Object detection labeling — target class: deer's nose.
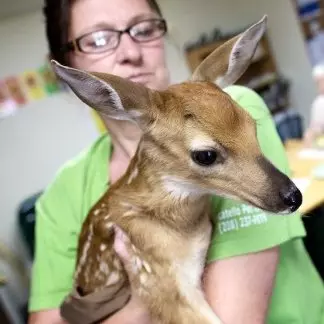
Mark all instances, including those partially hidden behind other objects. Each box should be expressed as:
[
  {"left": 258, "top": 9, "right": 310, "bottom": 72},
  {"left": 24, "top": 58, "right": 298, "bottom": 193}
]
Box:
[{"left": 279, "top": 183, "right": 302, "bottom": 212}]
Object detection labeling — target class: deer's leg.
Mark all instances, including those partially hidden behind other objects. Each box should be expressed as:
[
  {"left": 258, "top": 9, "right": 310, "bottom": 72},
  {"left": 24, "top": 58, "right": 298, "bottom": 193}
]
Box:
[
  {"left": 167, "top": 289, "right": 223, "bottom": 324},
  {"left": 114, "top": 226, "right": 223, "bottom": 324},
  {"left": 133, "top": 272, "right": 223, "bottom": 324},
  {"left": 125, "top": 257, "right": 223, "bottom": 324}
]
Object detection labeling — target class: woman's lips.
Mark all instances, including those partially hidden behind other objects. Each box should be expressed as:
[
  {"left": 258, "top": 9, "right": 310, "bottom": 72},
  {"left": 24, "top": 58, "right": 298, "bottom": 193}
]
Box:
[{"left": 127, "top": 73, "right": 152, "bottom": 83}]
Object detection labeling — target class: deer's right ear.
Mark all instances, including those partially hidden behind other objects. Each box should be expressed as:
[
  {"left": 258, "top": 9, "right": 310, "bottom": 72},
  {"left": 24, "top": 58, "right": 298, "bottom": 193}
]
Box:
[
  {"left": 190, "top": 15, "right": 267, "bottom": 88},
  {"left": 51, "top": 60, "right": 155, "bottom": 126}
]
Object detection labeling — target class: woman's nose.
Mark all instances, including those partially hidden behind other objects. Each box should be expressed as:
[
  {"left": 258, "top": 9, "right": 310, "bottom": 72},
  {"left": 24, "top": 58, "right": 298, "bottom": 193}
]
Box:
[{"left": 115, "top": 33, "right": 142, "bottom": 65}]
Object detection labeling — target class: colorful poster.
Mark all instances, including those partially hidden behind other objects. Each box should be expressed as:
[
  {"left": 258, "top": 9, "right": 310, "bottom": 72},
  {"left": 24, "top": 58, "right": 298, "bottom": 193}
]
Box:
[
  {"left": 21, "top": 71, "right": 46, "bottom": 101},
  {"left": 0, "top": 59, "right": 66, "bottom": 119},
  {"left": 0, "top": 81, "right": 17, "bottom": 118},
  {"left": 0, "top": 81, "right": 8, "bottom": 105},
  {"left": 5, "top": 76, "right": 27, "bottom": 106},
  {"left": 38, "top": 64, "right": 60, "bottom": 95}
]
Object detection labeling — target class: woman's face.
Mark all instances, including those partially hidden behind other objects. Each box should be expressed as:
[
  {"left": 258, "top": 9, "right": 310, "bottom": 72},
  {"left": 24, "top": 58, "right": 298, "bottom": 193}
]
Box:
[{"left": 68, "top": 0, "right": 170, "bottom": 91}]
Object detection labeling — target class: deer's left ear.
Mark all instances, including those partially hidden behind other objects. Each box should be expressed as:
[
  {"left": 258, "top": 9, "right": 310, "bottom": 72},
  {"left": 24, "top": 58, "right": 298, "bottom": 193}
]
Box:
[
  {"left": 191, "top": 15, "right": 267, "bottom": 88},
  {"left": 51, "top": 60, "right": 158, "bottom": 127}
]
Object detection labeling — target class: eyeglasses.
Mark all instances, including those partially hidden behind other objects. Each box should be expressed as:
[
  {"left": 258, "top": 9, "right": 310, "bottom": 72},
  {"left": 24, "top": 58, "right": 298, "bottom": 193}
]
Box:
[{"left": 61, "top": 18, "right": 167, "bottom": 54}]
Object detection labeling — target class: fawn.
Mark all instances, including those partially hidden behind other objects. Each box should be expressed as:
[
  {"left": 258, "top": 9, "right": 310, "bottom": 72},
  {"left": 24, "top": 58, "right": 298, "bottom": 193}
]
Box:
[{"left": 52, "top": 15, "right": 302, "bottom": 324}]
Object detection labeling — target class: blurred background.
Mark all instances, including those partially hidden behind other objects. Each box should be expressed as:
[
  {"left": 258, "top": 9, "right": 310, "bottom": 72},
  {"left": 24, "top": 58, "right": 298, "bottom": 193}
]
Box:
[{"left": 0, "top": 0, "right": 323, "bottom": 323}]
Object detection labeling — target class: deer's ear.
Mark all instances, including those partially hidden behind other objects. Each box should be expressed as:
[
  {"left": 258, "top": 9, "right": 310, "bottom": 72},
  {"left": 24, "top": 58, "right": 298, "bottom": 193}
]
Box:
[
  {"left": 51, "top": 60, "right": 156, "bottom": 126},
  {"left": 191, "top": 15, "right": 267, "bottom": 88}
]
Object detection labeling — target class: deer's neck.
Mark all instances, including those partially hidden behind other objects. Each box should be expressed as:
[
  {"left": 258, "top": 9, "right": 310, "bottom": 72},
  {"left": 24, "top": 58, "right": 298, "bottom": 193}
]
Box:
[{"left": 111, "top": 142, "right": 210, "bottom": 230}]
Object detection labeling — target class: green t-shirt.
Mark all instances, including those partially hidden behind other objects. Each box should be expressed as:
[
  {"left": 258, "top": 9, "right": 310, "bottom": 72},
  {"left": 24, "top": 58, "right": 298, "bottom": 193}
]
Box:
[{"left": 29, "top": 85, "right": 324, "bottom": 323}]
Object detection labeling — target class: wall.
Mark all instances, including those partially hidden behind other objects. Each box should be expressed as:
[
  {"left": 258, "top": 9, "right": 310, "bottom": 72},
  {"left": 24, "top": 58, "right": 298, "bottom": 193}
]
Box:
[{"left": 160, "top": 0, "right": 317, "bottom": 126}]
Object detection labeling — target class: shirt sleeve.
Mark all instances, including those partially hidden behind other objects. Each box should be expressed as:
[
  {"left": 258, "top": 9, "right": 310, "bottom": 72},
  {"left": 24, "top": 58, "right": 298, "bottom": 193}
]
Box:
[
  {"left": 28, "top": 162, "right": 83, "bottom": 312},
  {"left": 207, "top": 85, "right": 306, "bottom": 263}
]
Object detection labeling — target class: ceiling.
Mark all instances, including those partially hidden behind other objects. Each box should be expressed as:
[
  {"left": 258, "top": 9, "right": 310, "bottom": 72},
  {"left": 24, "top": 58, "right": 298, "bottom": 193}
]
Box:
[{"left": 0, "top": 0, "right": 42, "bottom": 20}]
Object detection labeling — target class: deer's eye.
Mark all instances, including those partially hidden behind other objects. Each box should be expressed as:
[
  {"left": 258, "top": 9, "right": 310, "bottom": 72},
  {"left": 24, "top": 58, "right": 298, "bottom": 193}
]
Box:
[{"left": 191, "top": 150, "right": 218, "bottom": 166}]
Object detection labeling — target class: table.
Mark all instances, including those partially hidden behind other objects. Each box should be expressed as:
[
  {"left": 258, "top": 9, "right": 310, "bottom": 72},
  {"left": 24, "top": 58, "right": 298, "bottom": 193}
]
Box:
[{"left": 285, "top": 139, "right": 324, "bottom": 214}]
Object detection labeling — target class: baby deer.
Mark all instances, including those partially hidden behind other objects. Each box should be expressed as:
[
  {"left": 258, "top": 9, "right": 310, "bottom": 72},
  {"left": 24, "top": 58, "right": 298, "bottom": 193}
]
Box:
[{"left": 52, "top": 15, "right": 302, "bottom": 324}]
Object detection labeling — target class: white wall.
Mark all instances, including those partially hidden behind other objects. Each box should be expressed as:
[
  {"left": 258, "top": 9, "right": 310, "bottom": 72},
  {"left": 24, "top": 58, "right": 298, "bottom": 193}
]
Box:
[
  {"left": 0, "top": 12, "right": 100, "bottom": 304},
  {"left": 0, "top": 0, "right": 317, "bottom": 306}
]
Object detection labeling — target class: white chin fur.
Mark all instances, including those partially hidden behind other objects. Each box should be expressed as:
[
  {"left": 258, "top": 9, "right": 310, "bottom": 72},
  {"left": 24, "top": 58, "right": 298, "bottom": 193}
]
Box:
[
  {"left": 279, "top": 207, "right": 296, "bottom": 215},
  {"left": 161, "top": 176, "right": 205, "bottom": 200}
]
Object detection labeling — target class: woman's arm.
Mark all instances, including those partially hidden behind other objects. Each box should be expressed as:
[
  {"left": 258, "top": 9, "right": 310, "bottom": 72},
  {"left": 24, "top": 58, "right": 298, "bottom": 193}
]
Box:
[
  {"left": 203, "top": 244, "right": 279, "bottom": 323},
  {"left": 28, "top": 309, "right": 67, "bottom": 324},
  {"left": 203, "top": 86, "right": 288, "bottom": 323}
]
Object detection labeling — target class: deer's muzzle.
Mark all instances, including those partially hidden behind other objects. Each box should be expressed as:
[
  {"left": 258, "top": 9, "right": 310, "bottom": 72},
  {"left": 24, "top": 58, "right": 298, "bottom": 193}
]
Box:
[
  {"left": 278, "top": 182, "right": 302, "bottom": 213},
  {"left": 255, "top": 156, "right": 302, "bottom": 214}
]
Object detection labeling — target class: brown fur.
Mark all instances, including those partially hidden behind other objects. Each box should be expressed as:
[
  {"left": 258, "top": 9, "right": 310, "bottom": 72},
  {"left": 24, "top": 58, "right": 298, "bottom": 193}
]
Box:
[{"left": 52, "top": 16, "right": 302, "bottom": 324}]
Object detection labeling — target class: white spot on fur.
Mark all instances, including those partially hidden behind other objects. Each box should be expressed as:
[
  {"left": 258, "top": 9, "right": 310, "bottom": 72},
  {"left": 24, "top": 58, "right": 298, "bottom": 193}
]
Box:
[
  {"left": 105, "top": 222, "right": 113, "bottom": 229},
  {"left": 104, "top": 214, "right": 110, "bottom": 220},
  {"left": 100, "top": 244, "right": 107, "bottom": 252},
  {"left": 123, "top": 210, "right": 138, "bottom": 217},
  {"left": 99, "top": 262, "right": 110, "bottom": 275},
  {"left": 142, "top": 260, "right": 152, "bottom": 273},
  {"left": 140, "top": 272, "right": 148, "bottom": 284},
  {"left": 93, "top": 209, "right": 100, "bottom": 215},
  {"left": 162, "top": 176, "right": 204, "bottom": 200},
  {"left": 75, "top": 224, "right": 94, "bottom": 280},
  {"left": 121, "top": 202, "right": 141, "bottom": 217},
  {"left": 127, "top": 167, "right": 139, "bottom": 184},
  {"left": 106, "top": 271, "right": 120, "bottom": 286}
]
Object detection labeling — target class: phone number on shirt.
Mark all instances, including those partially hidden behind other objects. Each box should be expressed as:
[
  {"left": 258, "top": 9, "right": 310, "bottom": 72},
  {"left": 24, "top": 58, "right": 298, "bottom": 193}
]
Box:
[{"left": 218, "top": 213, "right": 268, "bottom": 234}]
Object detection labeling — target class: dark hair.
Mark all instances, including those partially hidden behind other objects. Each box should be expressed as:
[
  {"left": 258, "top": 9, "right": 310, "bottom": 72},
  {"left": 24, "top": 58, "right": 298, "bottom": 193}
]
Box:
[{"left": 43, "top": 0, "right": 163, "bottom": 66}]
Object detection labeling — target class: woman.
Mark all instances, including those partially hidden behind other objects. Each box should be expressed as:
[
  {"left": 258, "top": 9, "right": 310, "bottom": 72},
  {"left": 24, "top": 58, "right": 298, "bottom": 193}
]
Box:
[{"left": 28, "top": 0, "right": 324, "bottom": 323}]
